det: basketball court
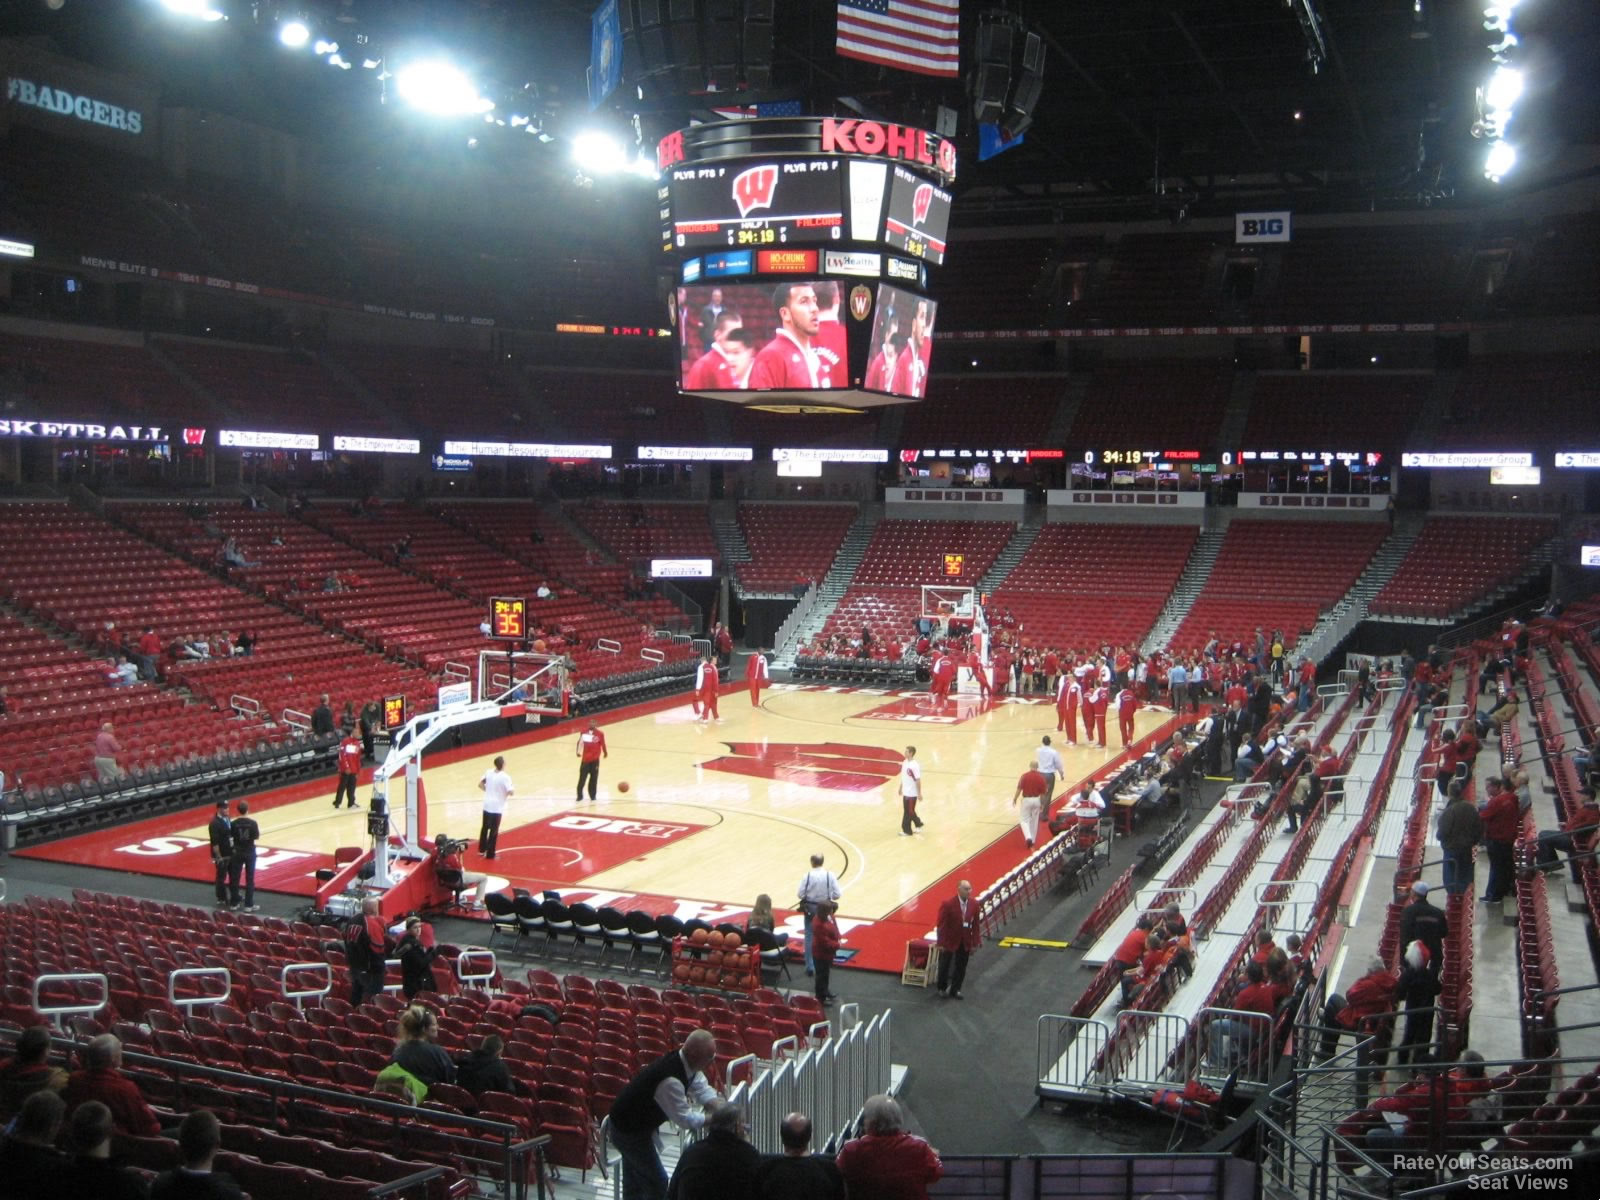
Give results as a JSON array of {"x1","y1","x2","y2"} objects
[{"x1": 17, "y1": 681, "x2": 1177, "y2": 972}]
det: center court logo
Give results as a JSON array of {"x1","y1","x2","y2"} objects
[{"x1": 700, "y1": 742, "x2": 902, "y2": 791}]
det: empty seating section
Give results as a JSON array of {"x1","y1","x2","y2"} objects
[
  {"x1": 526, "y1": 370, "x2": 706, "y2": 445},
  {"x1": 306, "y1": 504, "x2": 690, "y2": 681},
  {"x1": 1242, "y1": 373, "x2": 1431, "y2": 452},
  {"x1": 1087, "y1": 234, "x2": 1222, "y2": 327},
  {"x1": 935, "y1": 238, "x2": 1059, "y2": 331},
  {"x1": 819, "y1": 520, "x2": 1014, "y2": 644},
  {"x1": 1369, "y1": 516, "x2": 1558, "y2": 619},
  {"x1": 898, "y1": 376, "x2": 1063, "y2": 447},
  {"x1": 1515, "y1": 214, "x2": 1600, "y2": 317},
  {"x1": 434, "y1": 502, "x2": 685, "y2": 631},
  {"x1": 153, "y1": 338, "x2": 386, "y2": 433},
  {"x1": 0, "y1": 331, "x2": 193, "y2": 423},
  {"x1": 107, "y1": 502, "x2": 440, "y2": 715},
  {"x1": 1436, "y1": 354, "x2": 1598, "y2": 449},
  {"x1": 991, "y1": 523, "x2": 1197, "y2": 650},
  {"x1": 1068, "y1": 361, "x2": 1232, "y2": 452},
  {"x1": 1266, "y1": 226, "x2": 1465, "y2": 324},
  {"x1": 736, "y1": 504, "x2": 857, "y2": 593},
  {"x1": 1167, "y1": 520, "x2": 1387, "y2": 653},
  {"x1": 332, "y1": 344, "x2": 522, "y2": 437},
  {"x1": 568, "y1": 502, "x2": 719, "y2": 564}
]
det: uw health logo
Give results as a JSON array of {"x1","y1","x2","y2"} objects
[
  {"x1": 700, "y1": 742, "x2": 902, "y2": 792},
  {"x1": 733, "y1": 165, "x2": 779, "y2": 218}
]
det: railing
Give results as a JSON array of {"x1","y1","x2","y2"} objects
[
  {"x1": 1036, "y1": 1014, "x2": 1112, "y2": 1100},
  {"x1": 641, "y1": 645, "x2": 666, "y2": 664},
  {"x1": 596, "y1": 637, "x2": 621, "y2": 656},
  {"x1": 229, "y1": 693, "x2": 261, "y2": 721},
  {"x1": 279, "y1": 961, "x2": 332, "y2": 1010},
  {"x1": 1253, "y1": 878, "x2": 1321, "y2": 934},
  {"x1": 282, "y1": 707, "x2": 311, "y2": 731},
  {"x1": 168, "y1": 966, "x2": 232, "y2": 1016},
  {"x1": 718, "y1": 1006, "x2": 891, "y2": 1155},
  {"x1": 1110, "y1": 1010, "x2": 1192, "y2": 1093},
  {"x1": 442, "y1": 660, "x2": 472, "y2": 684},
  {"x1": 31, "y1": 971, "x2": 107, "y2": 1028},
  {"x1": 456, "y1": 948, "x2": 497, "y2": 990}
]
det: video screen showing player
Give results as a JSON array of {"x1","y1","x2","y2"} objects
[
  {"x1": 865, "y1": 284, "x2": 936, "y2": 399},
  {"x1": 677, "y1": 281, "x2": 849, "y2": 392}
]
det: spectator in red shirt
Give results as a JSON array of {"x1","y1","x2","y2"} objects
[
  {"x1": 134, "y1": 627, "x2": 163, "y2": 681},
  {"x1": 0, "y1": 1025, "x2": 68, "y2": 1124},
  {"x1": 1479, "y1": 777, "x2": 1521, "y2": 902},
  {"x1": 1012, "y1": 760, "x2": 1049, "y2": 849},
  {"x1": 1250, "y1": 929, "x2": 1277, "y2": 966},
  {"x1": 1110, "y1": 915, "x2": 1156, "y2": 973},
  {"x1": 575, "y1": 719, "x2": 608, "y2": 802},
  {"x1": 62, "y1": 1034, "x2": 159, "y2": 1137},
  {"x1": 1209, "y1": 962, "x2": 1279, "y2": 1064},
  {"x1": 333, "y1": 732, "x2": 362, "y2": 809},
  {"x1": 1536, "y1": 795, "x2": 1600, "y2": 882},
  {"x1": 836, "y1": 1095, "x2": 942, "y2": 1200},
  {"x1": 1319, "y1": 957, "x2": 1398, "y2": 1061}
]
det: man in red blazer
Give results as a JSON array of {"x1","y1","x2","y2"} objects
[{"x1": 935, "y1": 879, "x2": 981, "y2": 999}]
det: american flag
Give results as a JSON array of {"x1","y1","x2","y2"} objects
[{"x1": 837, "y1": 0, "x2": 960, "y2": 79}]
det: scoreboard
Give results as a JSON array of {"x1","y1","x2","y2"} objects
[{"x1": 661, "y1": 116, "x2": 954, "y2": 410}]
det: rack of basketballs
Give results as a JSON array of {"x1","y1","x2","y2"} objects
[{"x1": 670, "y1": 927, "x2": 760, "y2": 994}]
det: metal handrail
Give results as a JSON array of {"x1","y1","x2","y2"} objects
[
  {"x1": 456, "y1": 948, "x2": 497, "y2": 990},
  {"x1": 168, "y1": 966, "x2": 231, "y2": 1015},
  {"x1": 31, "y1": 972, "x2": 107, "y2": 1028},
  {"x1": 279, "y1": 961, "x2": 333, "y2": 1010}
]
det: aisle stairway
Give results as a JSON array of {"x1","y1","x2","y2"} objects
[
  {"x1": 1140, "y1": 528, "x2": 1225, "y2": 653},
  {"x1": 713, "y1": 510, "x2": 753, "y2": 594},
  {"x1": 772, "y1": 506, "x2": 880, "y2": 668},
  {"x1": 977, "y1": 512, "x2": 1043, "y2": 594},
  {"x1": 1293, "y1": 514, "x2": 1423, "y2": 665}
]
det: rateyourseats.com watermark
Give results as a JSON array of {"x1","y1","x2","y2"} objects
[{"x1": 1390, "y1": 1153, "x2": 1577, "y2": 1190}]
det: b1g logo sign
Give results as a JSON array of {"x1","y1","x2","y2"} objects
[
  {"x1": 1235, "y1": 211, "x2": 1292, "y2": 244},
  {"x1": 733, "y1": 165, "x2": 779, "y2": 218}
]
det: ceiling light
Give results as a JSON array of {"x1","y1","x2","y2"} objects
[
  {"x1": 572, "y1": 129, "x2": 628, "y2": 174},
  {"x1": 279, "y1": 20, "x2": 310, "y2": 48},
  {"x1": 327, "y1": 53, "x2": 351, "y2": 69},
  {"x1": 1484, "y1": 140, "x2": 1517, "y2": 181},
  {"x1": 1484, "y1": 65, "x2": 1523, "y2": 111},
  {"x1": 161, "y1": 0, "x2": 225, "y2": 20},
  {"x1": 395, "y1": 60, "x2": 496, "y2": 116},
  {"x1": 313, "y1": 39, "x2": 338, "y2": 55}
]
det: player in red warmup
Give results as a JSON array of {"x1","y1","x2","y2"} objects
[
  {"x1": 696, "y1": 654, "x2": 720, "y2": 721},
  {"x1": 1085, "y1": 681, "x2": 1109, "y2": 748},
  {"x1": 890, "y1": 299, "x2": 932, "y2": 397},
  {"x1": 748, "y1": 282, "x2": 822, "y2": 389},
  {"x1": 811, "y1": 282, "x2": 847, "y2": 389},
  {"x1": 967, "y1": 648, "x2": 990, "y2": 700},
  {"x1": 1116, "y1": 683, "x2": 1139, "y2": 748},
  {"x1": 745, "y1": 649, "x2": 769, "y2": 706},
  {"x1": 684, "y1": 321, "x2": 755, "y2": 390},
  {"x1": 1056, "y1": 672, "x2": 1081, "y2": 743}
]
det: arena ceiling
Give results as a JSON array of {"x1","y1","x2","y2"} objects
[{"x1": 6, "y1": 0, "x2": 1597, "y2": 225}]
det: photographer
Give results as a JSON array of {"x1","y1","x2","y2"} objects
[
  {"x1": 396, "y1": 916, "x2": 439, "y2": 1000},
  {"x1": 430, "y1": 832, "x2": 489, "y2": 910}
]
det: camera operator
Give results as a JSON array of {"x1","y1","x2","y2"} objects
[{"x1": 429, "y1": 832, "x2": 489, "y2": 910}]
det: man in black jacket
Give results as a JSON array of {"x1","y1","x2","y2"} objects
[
  {"x1": 207, "y1": 800, "x2": 234, "y2": 908},
  {"x1": 666, "y1": 1101, "x2": 761, "y2": 1200},
  {"x1": 1397, "y1": 880, "x2": 1448, "y2": 964},
  {"x1": 456, "y1": 1034, "x2": 514, "y2": 1096},
  {"x1": 228, "y1": 800, "x2": 260, "y2": 912},
  {"x1": 756, "y1": 1113, "x2": 845, "y2": 1200},
  {"x1": 610, "y1": 1030, "x2": 721, "y2": 1200}
]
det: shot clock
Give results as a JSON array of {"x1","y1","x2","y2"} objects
[{"x1": 489, "y1": 596, "x2": 527, "y2": 641}]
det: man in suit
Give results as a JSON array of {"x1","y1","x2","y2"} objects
[{"x1": 935, "y1": 880, "x2": 980, "y2": 999}]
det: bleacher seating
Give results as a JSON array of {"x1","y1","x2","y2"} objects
[
  {"x1": 152, "y1": 338, "x2": 392, "y2": 433},
  {"x1": 809, "y1": 520, "x2": 1014, "y2": 649},
  {"x1": 330, "y1": 344, "x2": 521, "y2": 439},
  {"x1": 1514, "y1": 214, "x2": 1600, "y2": 318},
  {"x1": 1242, "y1": 372, "x2": 1431, "y2": 453},
  {"x1": 1166, "y1": 519, "x2": 1387, "y2": 653},
  {"x1": 1369, "y1": 516, "x2": 1557, "y2": 620},
  {"x1": 567, "y1": 502, "x2": 718, "y2": 565},
  {"x1": 898, "y1": 376, "x2": 1064, "y2": 448},
  {"x1": 1265, "y1": 226, "x2": 1468, "y2": 324},
  {"x1": 991, "y1": 523, "x2": 1197, "y2": 651},
  {"x1": 1435, "y1": 354, "x2": 1598, "y2": 451},
  {"x1": 527, "y1": 370, "x2": 706, "y2": 445},
  {"x1": 935, "y1": 238, "x2": 1061, "y2": 332},
  {"x1": 1084, "y1": 234, "x2": 1224, "y2": 328},
  {"x1": 0, "y1": 330, "x2": 193, "y2": 423},
  {"x1": 1068, "y1": 361, "x2": 1232, "y2": 453},
  {"x1": 304, "y1": 503, "x2": 691, "y2": 683},
  {"x1": 735, "y1": 504, "x2": 857, "y2": 594}
]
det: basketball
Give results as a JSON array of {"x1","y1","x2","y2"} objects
[
  {"x1": 707, "y1": 930, "x2": 725, "y2": 950},
  {"x1": 673, "y1": 962, "x2": 691, "y2": 982},
  {"x1": 723, "y1": 931, "x2": 742, "y2": 950},
  {"x1": 534, "y1": 638, "x2": 547, "y2": 652},
  {"x1": 690, "y1": 927, "x2": 710, "y2": 946},
  {"x1": 689, "y1": 965, "x2": 707, "y2": 984},
  {"x1": 706, "y1": 949, "x2": 724, "y2": 968},
  {"x1": 617, "y1": 781, "x2": 630, "y2": 792}
]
